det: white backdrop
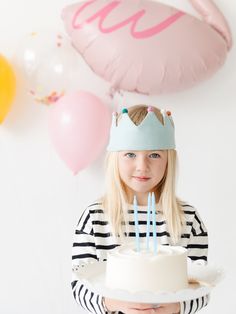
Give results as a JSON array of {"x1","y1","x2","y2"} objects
[{"x1": 0, "y1": 1, "x2": 235, "y2": 313}]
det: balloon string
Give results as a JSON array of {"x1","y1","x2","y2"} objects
[{"x1": 107, "y1": 87, "x2": 124, "y2": 112}]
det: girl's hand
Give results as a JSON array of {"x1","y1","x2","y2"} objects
[{"x1": 104, "y1": 298, "x2": 180, "y2": 314}]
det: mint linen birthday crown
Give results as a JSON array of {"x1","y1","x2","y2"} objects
[{"x1": 107, "y1": 107, "x2": 175, "y2": 151}]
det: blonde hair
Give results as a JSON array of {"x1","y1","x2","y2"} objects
[{"x1": 101, "y1": 105, "x2": 185, "y2": 244}]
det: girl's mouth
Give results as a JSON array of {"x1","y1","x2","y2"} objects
[{"x1": 132, "y1": 176, "x2": 150, "y2": 181}]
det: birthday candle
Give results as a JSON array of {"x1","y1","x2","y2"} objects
[
  {"x1": 133, "y1": 195, "x2": 140, "y2": 252},
  {"x1": 146, "y1": 192, "x2": 151, "y2": 251},
  {"x1": 152, "y1": 192, "x2": 158, "y2": 254}
]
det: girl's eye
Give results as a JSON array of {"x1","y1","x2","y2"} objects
[
  {"x1": 149, "y1": 153, "x2": 160, "y2": 159},
  {"x1": 125, "y1": 152, "x2": 136, "y2": 158}
]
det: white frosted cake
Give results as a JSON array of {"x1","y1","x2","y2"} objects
[{"x1": 105, "y1": 244, "x2": 188, "y2": 293}]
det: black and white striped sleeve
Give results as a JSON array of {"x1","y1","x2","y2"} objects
[
  {"x1": 71, "y1": 207, "x2": 106, "y2": 314},
  {"x1": 180, "y1": 210, "x2": 209, "y2": 314}
]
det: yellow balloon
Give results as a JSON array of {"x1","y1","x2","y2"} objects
[{"x1": 0, "y1": 54, "x2": 16, "y2": 123}]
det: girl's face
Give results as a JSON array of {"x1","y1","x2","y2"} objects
[{"x1": 118, "y1": 150, "x2": 168, "y2": 204}]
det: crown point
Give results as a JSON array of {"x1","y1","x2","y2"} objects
[
  {"x1": 147, "y1": 106, "x2": 154, "y2": 112},
  {"x1": 122, "y1": 108, "x2": 128, "y2": 114},
  {"x1": 166, "y1": 111, "x2": 171, "y2": 116}
]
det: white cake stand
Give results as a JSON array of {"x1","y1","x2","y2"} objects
[{"x1": 73, "y1": 259, "x2": 223, "y2": 303}]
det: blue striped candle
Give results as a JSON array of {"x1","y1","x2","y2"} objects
[
  {"x1": 133, "y1": 195, "x2": 140, "y2": 252},
  {"x1": 152, "y1": 192, "x2": 158, "y2": 254},
  {"x1": 146, "y1": 192, "x2": 151, "y2": 251}
]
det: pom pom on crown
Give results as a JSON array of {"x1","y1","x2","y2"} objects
[
  {"x1": 147, "y1": 106, "x2": 154, "y2": 112},
  {"x1": 107, "y1": 106, "x2": 175, "y2": 151}
]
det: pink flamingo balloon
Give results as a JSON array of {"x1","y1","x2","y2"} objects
[{"x1": 62, "y1": 0, "x2": 232, "y2": 95}]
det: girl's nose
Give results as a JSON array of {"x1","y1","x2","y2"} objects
[{"x1": 136, "y1": 156, "x2": 149, "y2": 171}]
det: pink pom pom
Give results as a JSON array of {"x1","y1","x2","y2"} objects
[{"x1": 147, "y1": 106, "x2": 154, "y2": 112}]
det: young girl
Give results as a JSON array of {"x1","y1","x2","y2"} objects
[{"x1": 71, "y1": 105, "x2": 209, "y2": 314}]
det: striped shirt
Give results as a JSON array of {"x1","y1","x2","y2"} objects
[{"x1": 71, "y1": 202, "x2": 209, "y2": 314}]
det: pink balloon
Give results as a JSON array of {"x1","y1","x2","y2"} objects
[
  {"x1": 48, "y1": 91, "x2": 111, "y2": 174},
  {"x1": 62, "y1": 0, "x2": 232, "y2": 95}
]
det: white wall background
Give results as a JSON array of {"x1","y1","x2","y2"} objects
[{"x1": 0, "y1": 0, "x2": 235, "y2": 313}]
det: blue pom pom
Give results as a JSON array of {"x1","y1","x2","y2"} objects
[{"x1": 122, "y1": 108, "x2": 128, "y2": 114}]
